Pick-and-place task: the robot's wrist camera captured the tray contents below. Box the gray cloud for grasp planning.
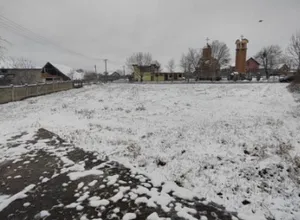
[0,0,299,72]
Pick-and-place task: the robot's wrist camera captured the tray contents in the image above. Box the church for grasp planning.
[195,43,221,81]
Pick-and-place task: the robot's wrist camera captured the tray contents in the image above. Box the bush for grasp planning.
[288,75,300,92]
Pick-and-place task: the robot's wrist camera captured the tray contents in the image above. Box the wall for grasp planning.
[143,73,164,81]
[0,81,73,104]
[133,69,165,82]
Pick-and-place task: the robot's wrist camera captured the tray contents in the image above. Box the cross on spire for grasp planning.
[206,37,210,44]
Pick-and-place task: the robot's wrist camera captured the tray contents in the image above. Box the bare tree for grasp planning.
[166,58,175,72]
[287,32,300,74]
[10,57,37,85]
[180,54,189,73]
[11,57,35,68]
[211,40,231,67]
[0,36,7,60]
[166,58,175,82]
[255,45,282,79]
[180,53,193,82]
[126,52,153,72]
[185,48,201,72]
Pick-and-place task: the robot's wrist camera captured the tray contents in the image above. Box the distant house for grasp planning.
[133,64,160,82]
[41,62,84,82]
[0,68,42,85]
[108,71,121,78]
[273,63,290,76]
[97,71,122,82]
[0,57,43,85]
[132,64,184,82]
[246,57,260,75]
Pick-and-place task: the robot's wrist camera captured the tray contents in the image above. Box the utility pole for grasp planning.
[94,65,97,74]
[103,59,108,83]
[123,65,125,76]
[103,59,108,74]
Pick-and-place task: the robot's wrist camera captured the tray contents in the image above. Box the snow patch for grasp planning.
[122,213,136,220]
[107,174,119,186]
[68,170,103,181]
[0,184,35,211]
[89,199,110,207]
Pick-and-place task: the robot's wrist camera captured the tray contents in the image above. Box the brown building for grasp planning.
[196,44,220,80]
[41,62,74,81]
[235,38,249,74]
[246,57,260,76]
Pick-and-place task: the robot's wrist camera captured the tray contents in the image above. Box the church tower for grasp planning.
[235,37,249,74]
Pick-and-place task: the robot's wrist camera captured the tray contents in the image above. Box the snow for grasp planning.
[134,196,148,204]
[122,213,136,220]
[50,63,84,80]
[68,170,103,181]
[110,186,130,203]
[146,212,160,220]
[77,182,84,189]
[77,192,90,202]
[23,202,30,207]
[66,202,80,208]
[177,210,197,220]
[0,83,299,220]
[88,180,98,187]
[41,177,49,183]
[39,210,51,218]
[113,207,120,213]
[106,174,119,186]
[89,199,110,207]
[0,184,35,211]
[76,205,84,211]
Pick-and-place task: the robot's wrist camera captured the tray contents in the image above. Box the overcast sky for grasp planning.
[0,0,299,72]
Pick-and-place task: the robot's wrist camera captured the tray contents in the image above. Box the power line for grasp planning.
[0,20,46,45]
[0,15,50,44]
[0,14,97,59]
[0,14,104,61]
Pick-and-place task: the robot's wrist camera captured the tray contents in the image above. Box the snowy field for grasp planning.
[0,83,300,220]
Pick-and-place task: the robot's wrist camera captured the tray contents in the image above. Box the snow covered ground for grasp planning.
[0,83,299,220]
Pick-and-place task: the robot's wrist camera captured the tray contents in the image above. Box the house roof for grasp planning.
[247,57,260,65]
[45,62,84,80]
[274,63,288,69]
[107,71,121,76]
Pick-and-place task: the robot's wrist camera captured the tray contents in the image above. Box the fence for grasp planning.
[0,81,73,104]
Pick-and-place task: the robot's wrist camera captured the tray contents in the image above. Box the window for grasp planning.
[179,74,182,78]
